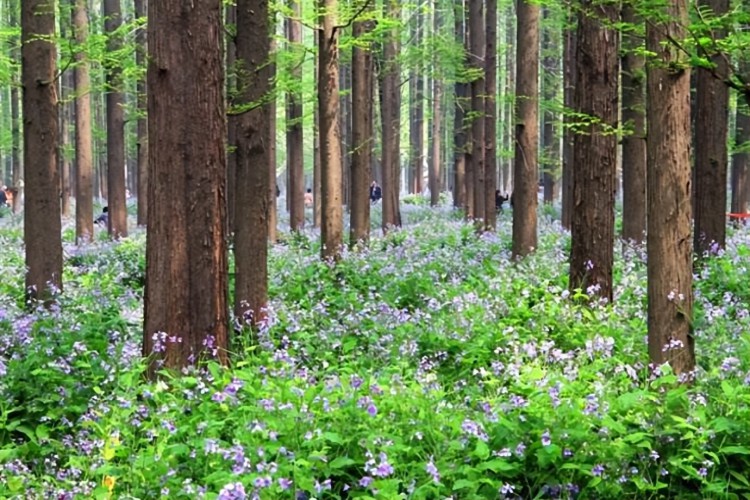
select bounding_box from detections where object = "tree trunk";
[620,4,646,243]
[512,0,539,257]
[104,0,127,239]
[732,64,750,219]
[235,0,271,325]
[646,0,695,375]
[22,0,63,304]
[143,0,228,372]
[73,0,94,242]
[453,0,467,210]
[286,2,305,231]
[226,3,237,233]
[568,1,619,302]
[135,0,148,226]
[693,0,729,256]
[469,0,485,224]
[561,12,576,230]
[319,0,344,259]
[484,0,497,226]
[268,38,278,243]
[340,57,352,208]
[380,1,402,230]
[313,29,322,229]
[541,7,559,205]
[350,14,374,246]
[59,68,72,217]
[10,3,21,213]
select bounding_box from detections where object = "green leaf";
[721,446,750,455]
[474,440,490,460]
[476,459,516,473]
[329,456,356,469]
[452,479,475,491]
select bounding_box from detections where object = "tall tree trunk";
[693,0,729,256]
[453,0,467,210]
[340,56,352,208]
[512,0,539,257]
[409,10,424,195]
[380,0,402,230]
[59,69,72,217]
[620,4,646,243]
[503,4,514,195]
[541,7,559,205]
[484,0,497,226]
[73,0,94,242]
[226,3,237,233]
[646,0,695,375]
[10,3,21,212]
[22,0,63,304]
[104,0,127,238]
[135,0,148,226]
[568,1,619,302]
[350,13,374,246]
[286,2,305,231]
[314,29,322,229]
[732,65,750,218]
[268,37,278,243]
[469,0,485,224]
[319,0,344,259]
[561,12,576,230]
[235,0,271,324]
[143,0,228,372]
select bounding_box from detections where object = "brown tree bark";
[268,38,278,243]
[568,1,619,302]
[512,0,539,257]
[646,0,695,375]
[561,12,576,230]
[104,0,127,239]
[313,30,322,229]
[9,4,21,213]
[469,0,485,224]
[453,0,468,210]
[135,0,148,226]
[380,0,402,230]
[286,2,305,231]
[235,0,271,325]
[22,0,63,304]
[732,67,750,218]
[59,68,72,218]
[143,0,228,372]
[541,7,559,205]
[73,0,94,242]
[620,4,646,243]
[226,3,237,233]
[319,0,345,258]
[693,0,729,256]
[409,10,424,195]
[350,14,374,246]
[484,0,497,227]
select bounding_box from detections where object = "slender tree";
[73,0,94,242]
[646,0,695,375]
[484,0,497,226]
[104,0,127,238]
[143,0,228,372]
[568,0,619,302]
[561,12,576,230]
[693,0,729,256]
[732,76,750,219]
[350,11,374,245]
[620,4,646,243]
[287,1,305,231]
[512,0,539,257]
[135,0,148,226]
[541,7,559,205]
[469,0,485,224]
[453,0,468,211]
[268,37,278,243]
[22,0,63,304]
[226,3,238,233]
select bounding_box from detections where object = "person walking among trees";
[369,181,382,204]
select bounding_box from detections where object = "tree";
[319,0,345,258]
[512,0,539,257]
[693,0,729,256]
[453,0,468,211]
[732,75,750,219]
[235,0,272,326]
[286,0,305,232]
[73,0,94,243]
[430,2,444,208]
[568,0,619,302]
[135,0,148,226]
[379,0,402,230]
[408,9,424,195]
[646,0,695,375]
[104,0,127,238]
[541,7,559,205]
[561,12,576,230]
[469,0,485,224]
[484,0,497,226]
[143,0,228,372]
[620,4,646,243]
[350,10,375,246]
[22,0,63,304]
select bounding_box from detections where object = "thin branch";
[334,0,374,31]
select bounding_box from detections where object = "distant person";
[495,190,509,212]
[0,187,7,208]
[276,184,280,198]
[304,188,314,208]
[369,181,382,204]
[95,206,109,226]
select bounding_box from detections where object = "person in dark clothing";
[276,184,281,198]
[0,188,7,208]
[495,190,509,212]
[369,181,382,203]
[95,206,109,226]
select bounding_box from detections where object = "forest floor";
[0,199,749,499]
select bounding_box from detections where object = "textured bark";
[561,13,576,230]
[268,38,278,243]
[23,0,63,304]
[484,0,497,227]
[143,0,228,372]
[693,0,729,256]
[319,0,344,258]
[340,57,352,208]
[379,1,402,230]
[286,2,305,231]
[512,0,539,257]
[73,0,94,242]
[226,3,237,233]
[620,4,646,243]
[350,16,374,246]
[235,0,271,325]
[135,0,148,226]
[569,2,619,302]
[313,30,322,229]
[453,0,468,211]
[104,0,127,239]
[732,65,750,218]
[646,0,695,375]
[59,67,72,218]
[409,11,424,195]
[541,7,559,205]
[10,3,21,212]
[502,4,514,195]
[469,0,485,224]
